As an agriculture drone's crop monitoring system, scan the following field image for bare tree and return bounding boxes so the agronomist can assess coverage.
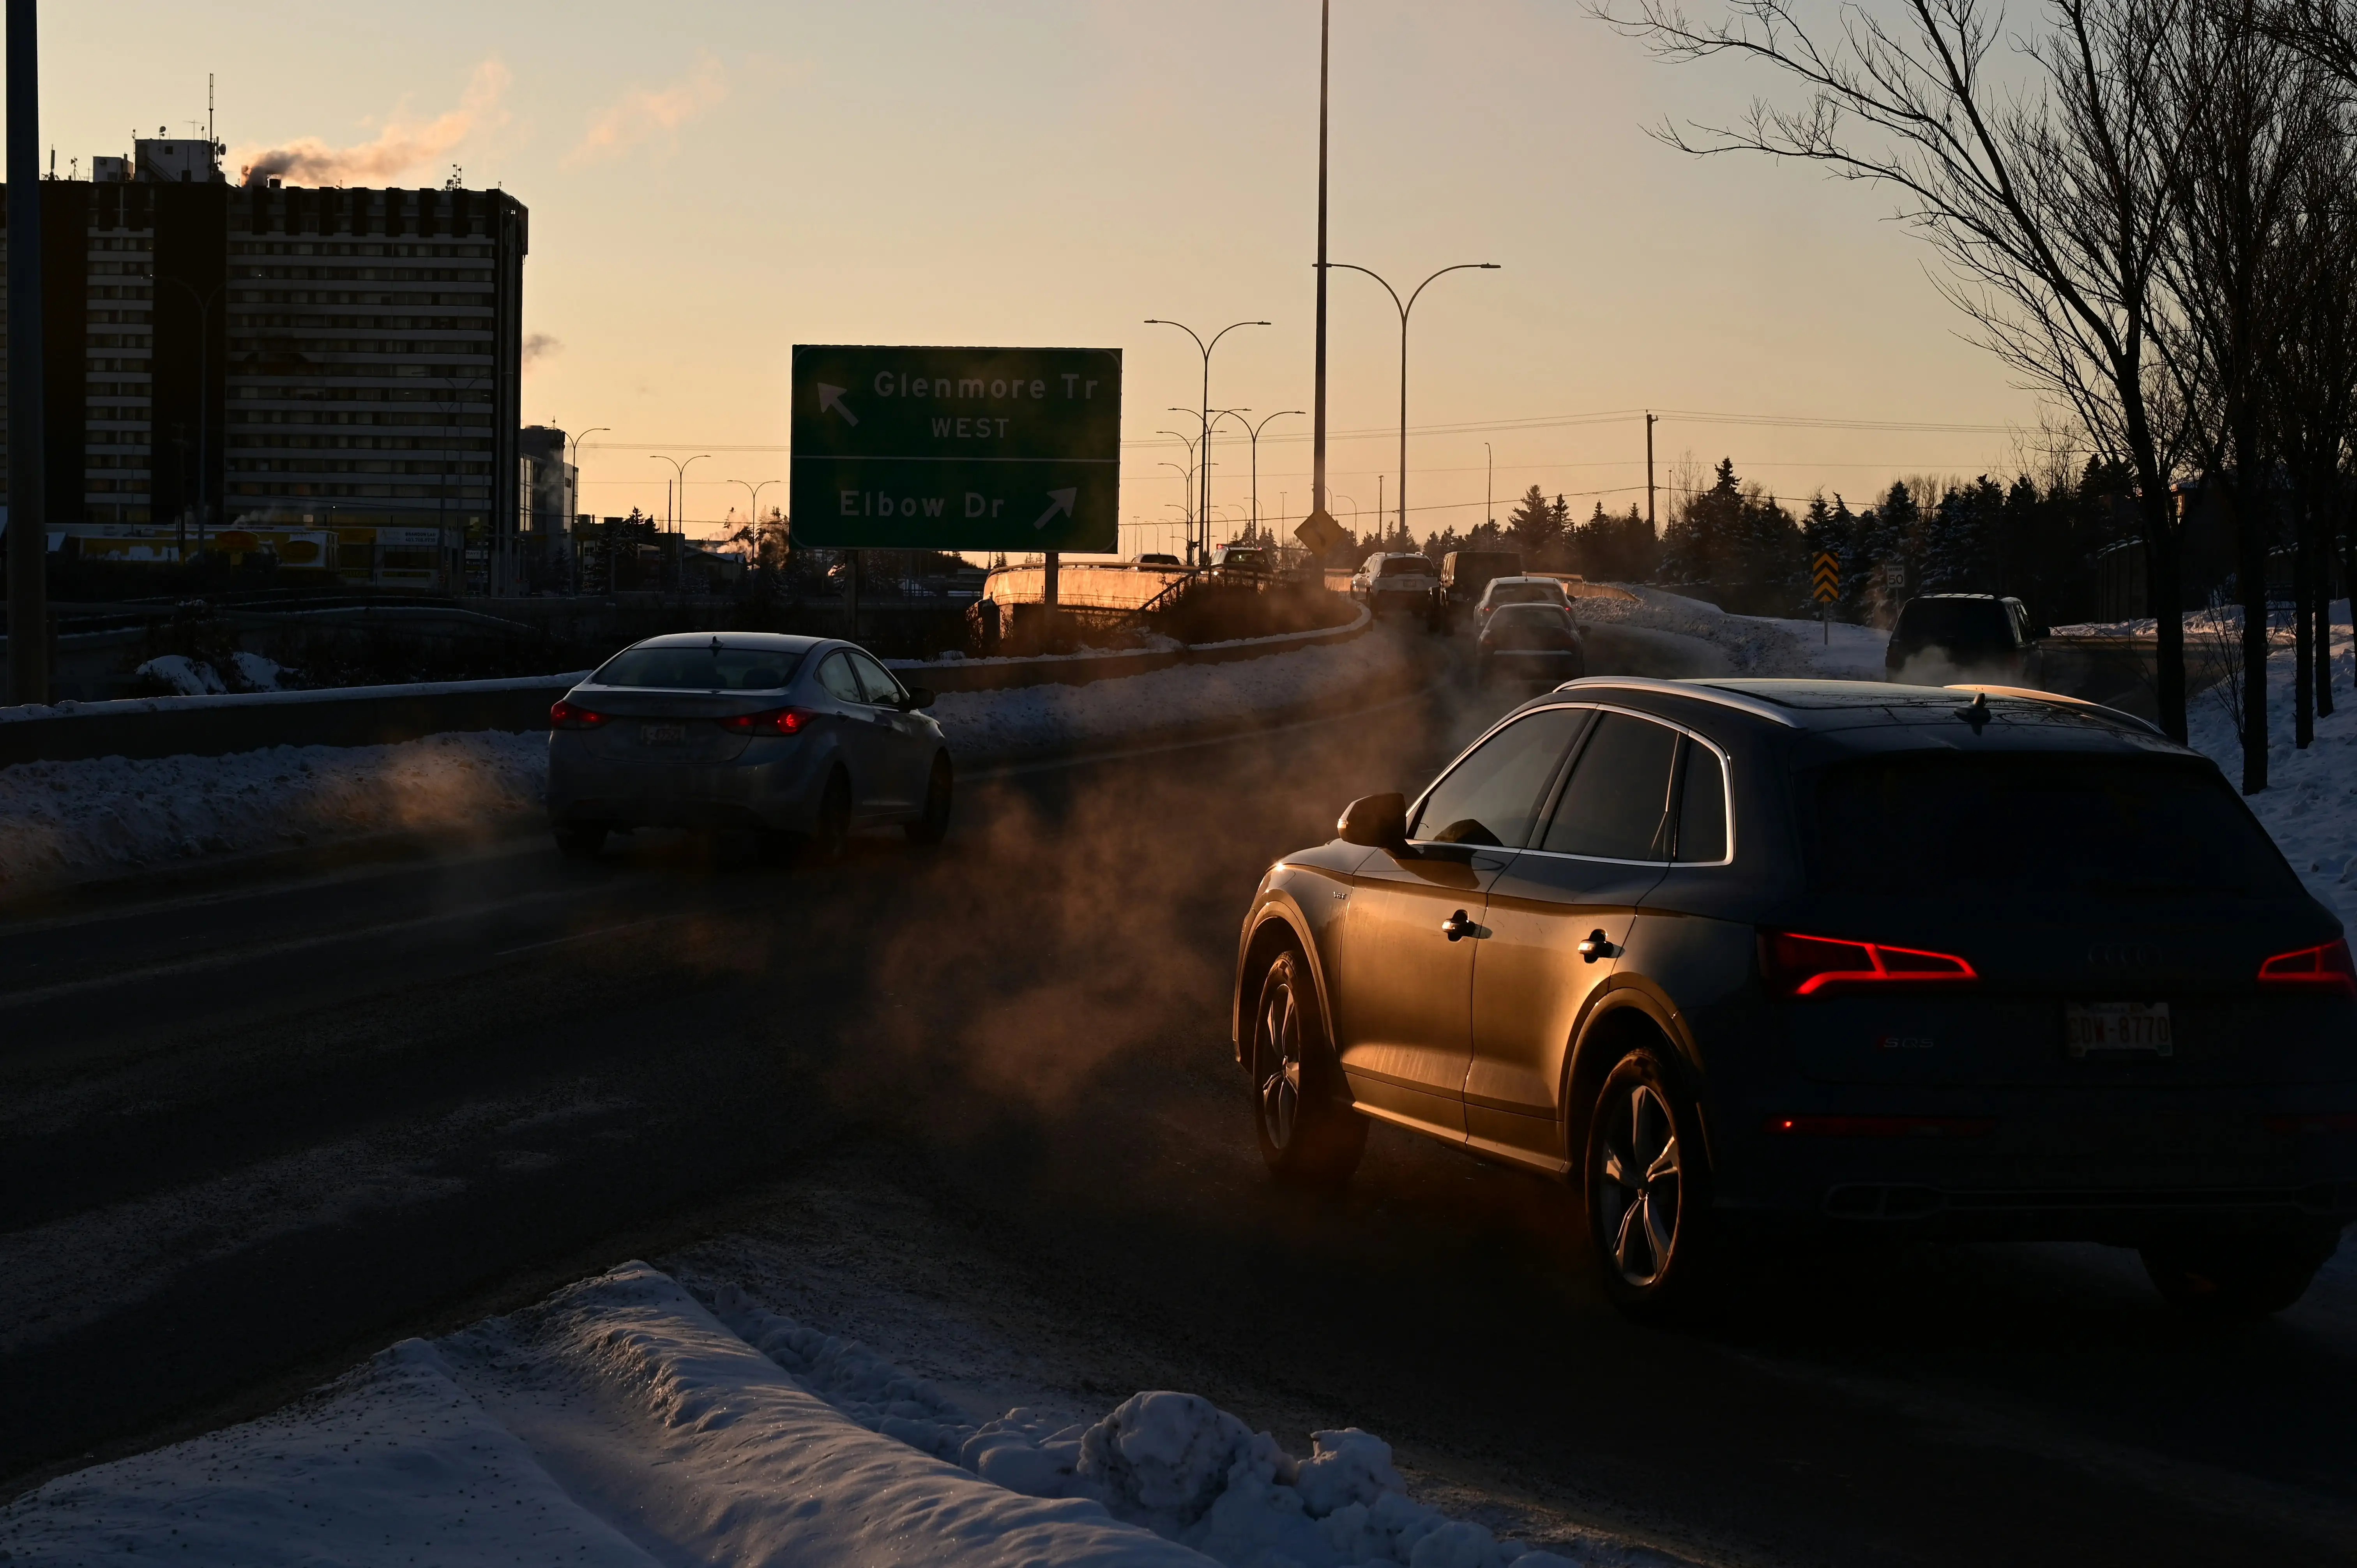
[2155,0,2334,789]
[1597,0,2208,735]
[2263,114,2357,740]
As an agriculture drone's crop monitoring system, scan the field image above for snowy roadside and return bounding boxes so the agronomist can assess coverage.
[1576,586,1886,679]
[0,1261,1661,1568]
[2181,628,2357,930]
[0,637,1418,898]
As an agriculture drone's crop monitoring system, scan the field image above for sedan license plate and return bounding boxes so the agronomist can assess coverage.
[640,722,686,745]
[2064,1001,2172,1057]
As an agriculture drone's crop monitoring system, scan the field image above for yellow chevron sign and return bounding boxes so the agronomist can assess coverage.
[1811,551,1841,603]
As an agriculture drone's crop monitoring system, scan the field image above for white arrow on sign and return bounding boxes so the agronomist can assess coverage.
[816,384,859,425]
[1033,488,1077,530]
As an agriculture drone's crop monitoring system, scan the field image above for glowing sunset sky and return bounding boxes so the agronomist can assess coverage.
[26,1,2046,555]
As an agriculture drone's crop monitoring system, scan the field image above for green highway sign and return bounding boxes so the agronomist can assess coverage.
[790,344,1122,551]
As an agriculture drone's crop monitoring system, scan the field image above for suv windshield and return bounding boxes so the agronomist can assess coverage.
[1803,754,2299,899]
[593,645,807,691]
[1894,598,2012,647]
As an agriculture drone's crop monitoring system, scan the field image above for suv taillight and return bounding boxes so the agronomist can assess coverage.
[718,706,815,737]
[549,699,609,731]
[1760,931,1979,997]
[2258,938,2357,999]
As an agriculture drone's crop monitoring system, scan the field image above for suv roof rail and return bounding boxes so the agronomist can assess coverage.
[1549,676,1804,728]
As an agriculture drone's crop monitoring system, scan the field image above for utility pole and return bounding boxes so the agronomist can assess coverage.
[1312,0,1330,530]
[1645,411,1658,531]
[7,0,49,703]
[1484,441,1493,532]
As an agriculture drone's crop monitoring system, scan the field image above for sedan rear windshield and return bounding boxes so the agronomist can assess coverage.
[593,646,808,691]
[1488,582,1564,606]
[1803,754,2300,899]
[1484,606,1580,650]
[1379,556,1435,576]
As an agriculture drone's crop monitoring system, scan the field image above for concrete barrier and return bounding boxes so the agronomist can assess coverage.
[0,603,1375,766]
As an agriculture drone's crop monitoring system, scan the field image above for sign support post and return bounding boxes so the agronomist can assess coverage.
[1810,551,1841,645]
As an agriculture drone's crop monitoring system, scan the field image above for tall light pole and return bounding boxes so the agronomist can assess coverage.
[1484,441,1494,534]
[567,425,609,528]
[729,477,780,532]
[1330,262,1499,540]
[1143,317,1267,565]
[649,453,711,537]
[7,0,47,702]
[1187,408,1246,552]
[1216,409,1301,541]
[1312,0,1330,533]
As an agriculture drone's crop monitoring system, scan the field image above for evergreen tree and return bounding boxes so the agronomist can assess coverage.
[1504,485,1557,561]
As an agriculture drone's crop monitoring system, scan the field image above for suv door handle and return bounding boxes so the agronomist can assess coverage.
[1440,909,1474,942]
[1578,928,1617,963]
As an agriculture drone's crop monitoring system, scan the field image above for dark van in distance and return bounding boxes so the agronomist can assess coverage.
[1885,593,2041,683]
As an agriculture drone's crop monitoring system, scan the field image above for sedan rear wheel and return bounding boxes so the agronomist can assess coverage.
[809,769,853,863]
[1586,1047,1716,1317]
[1251,946,1366,1185]
[905,754,953,846]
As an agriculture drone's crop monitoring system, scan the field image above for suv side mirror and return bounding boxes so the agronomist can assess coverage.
[1337,792,1409,849]
[900,685,935,710]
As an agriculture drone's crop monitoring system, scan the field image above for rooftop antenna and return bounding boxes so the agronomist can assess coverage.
[207,73,214,146]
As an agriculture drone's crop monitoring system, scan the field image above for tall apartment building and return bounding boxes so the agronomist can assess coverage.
[1,136,528,594]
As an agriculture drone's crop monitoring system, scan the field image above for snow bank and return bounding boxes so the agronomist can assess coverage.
[0,1263,1636,1568]
[0,731,548,891]
[0,640,1408,895]
[705,1284,1613,1568]
[2184,624,2357,929]
[1575,586,1877,678]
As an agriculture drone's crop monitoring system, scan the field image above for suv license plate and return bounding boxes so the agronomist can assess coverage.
[641,723,686,745]
[2064,1001,2172,1057]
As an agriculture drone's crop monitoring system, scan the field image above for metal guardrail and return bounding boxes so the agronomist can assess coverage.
[0,601,1377,765]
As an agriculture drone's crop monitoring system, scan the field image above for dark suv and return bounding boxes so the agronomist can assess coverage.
[1438,549,1523,629]
[1885,593,2039,682]
[1231,678,2354,1317]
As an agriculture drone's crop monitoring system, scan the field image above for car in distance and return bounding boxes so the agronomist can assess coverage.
[1214,544,1274,575]
[1136,552,1184,567]
[1230,677,2353,1318]
[1475,602,1586,689]
[1438,549,1523,629]
[1885,593,2040,683]
[1352,551,1440,619]
[546,632,952,860]
[1472,574,1571,633]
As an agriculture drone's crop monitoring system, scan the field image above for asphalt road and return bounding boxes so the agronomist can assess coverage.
[3,653,2353,1566]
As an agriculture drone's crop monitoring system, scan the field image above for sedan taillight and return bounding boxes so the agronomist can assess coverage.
[1760,931,1979,997]
[718,706,816,737]
[549,699,609,731]
[2257,938,2357,999]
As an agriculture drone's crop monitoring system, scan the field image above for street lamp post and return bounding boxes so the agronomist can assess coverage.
[649,453,711,594]
[1185,408,1246,555]
[1484,441,1494,534]
[1143,317,1267,566]
[564,425,608,593]
[1329,262,1498,540]
[1215,409,1302,544]
[729,478,780,530]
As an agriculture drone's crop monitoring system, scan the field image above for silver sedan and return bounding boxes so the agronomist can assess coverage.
[545,632,952,859]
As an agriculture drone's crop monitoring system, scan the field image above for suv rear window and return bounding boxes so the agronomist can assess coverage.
[594,645,807,691]
[1803,754,2299,899]
[1379,556,1435,577]
[1894,598,2012,646]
